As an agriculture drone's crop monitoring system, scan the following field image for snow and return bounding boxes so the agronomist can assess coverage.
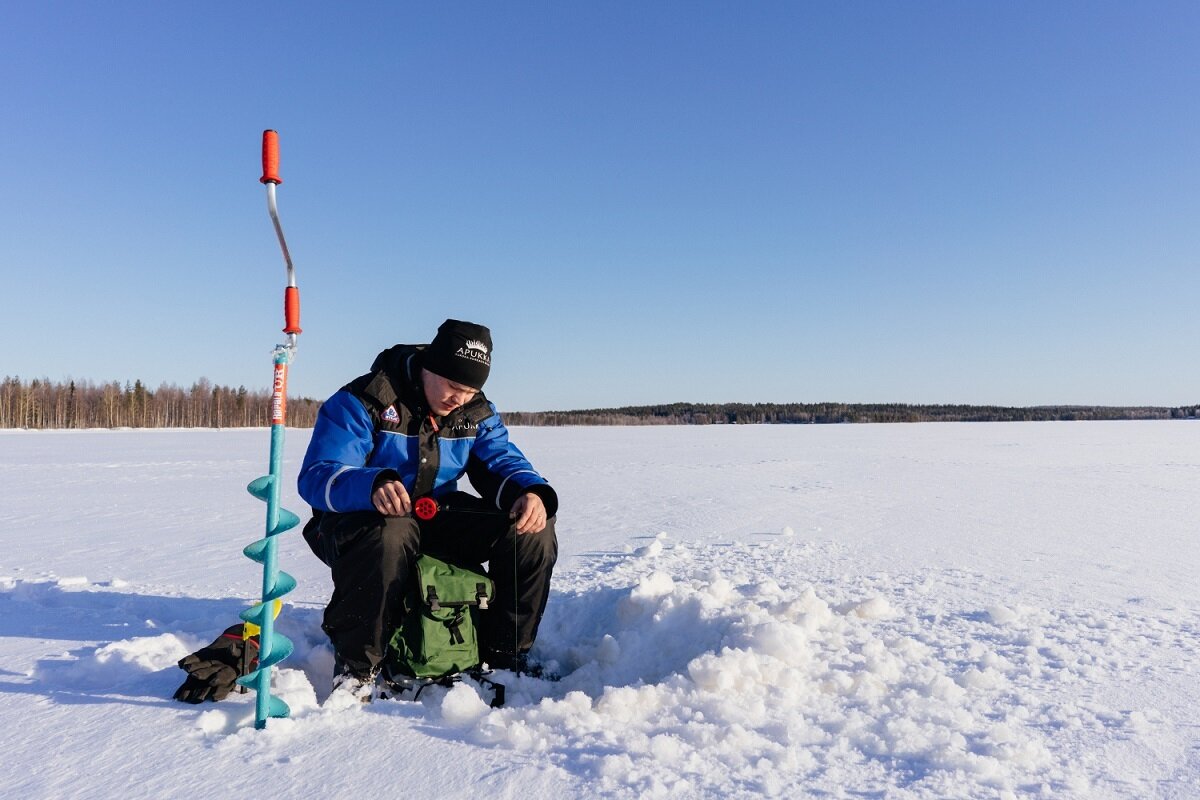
[1,422,1198,798]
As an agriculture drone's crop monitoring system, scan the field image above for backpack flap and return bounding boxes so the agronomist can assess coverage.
[415,555,494,606]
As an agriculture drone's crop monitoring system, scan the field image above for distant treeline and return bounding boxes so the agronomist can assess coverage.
[1,376,320,429]
[4,377,1197,430]
[505,402,1200,426]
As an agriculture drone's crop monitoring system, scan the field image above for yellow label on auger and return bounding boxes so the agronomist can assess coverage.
[243,598,284,638]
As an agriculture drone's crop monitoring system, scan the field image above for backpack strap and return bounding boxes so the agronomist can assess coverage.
[444,609,466,646]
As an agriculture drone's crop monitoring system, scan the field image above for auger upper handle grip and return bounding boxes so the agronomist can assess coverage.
[260,130,282,185]
[283,287,301,335]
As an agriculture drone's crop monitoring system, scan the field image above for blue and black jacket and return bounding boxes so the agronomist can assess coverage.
[298,344,557,517]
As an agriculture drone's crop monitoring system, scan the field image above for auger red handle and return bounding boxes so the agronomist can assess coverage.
[283,286,301,335]
[261,130,282,185]
[260,129,300,335]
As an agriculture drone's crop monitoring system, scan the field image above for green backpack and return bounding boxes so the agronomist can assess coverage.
[388,554,495,680]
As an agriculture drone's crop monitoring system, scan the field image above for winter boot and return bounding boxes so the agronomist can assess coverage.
[329,656,377,704]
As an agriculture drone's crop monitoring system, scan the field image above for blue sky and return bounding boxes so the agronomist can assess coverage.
[2,2,1197,411]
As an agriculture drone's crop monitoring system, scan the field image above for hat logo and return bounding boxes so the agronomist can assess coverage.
[455,338,491,366]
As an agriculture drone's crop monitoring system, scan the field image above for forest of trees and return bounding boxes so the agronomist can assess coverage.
[0,376,320,429]
[504,401,1200,426]
[2,377,1195,429]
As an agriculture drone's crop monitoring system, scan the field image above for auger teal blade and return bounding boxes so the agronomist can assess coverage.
[264,571,297,602]
[244,530,296,561]
[267,695,290,719]
[235,669,262,689]
[239,603,270,627]
[243,538,270,563]
[238,573,294,619]
[235,635,294,685]
[258,634,295,670]
[270,507,301,536]
[247,474,274,500]
[242,537,298,565]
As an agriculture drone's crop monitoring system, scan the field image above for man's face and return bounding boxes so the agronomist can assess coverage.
[421,369,479,417]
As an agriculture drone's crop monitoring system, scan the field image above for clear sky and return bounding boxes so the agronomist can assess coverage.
[2,2,1197,411]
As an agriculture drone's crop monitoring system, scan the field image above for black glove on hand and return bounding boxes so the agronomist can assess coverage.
[173,625,259,704]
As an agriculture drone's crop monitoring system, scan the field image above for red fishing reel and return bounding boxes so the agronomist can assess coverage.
[413,496,441,521]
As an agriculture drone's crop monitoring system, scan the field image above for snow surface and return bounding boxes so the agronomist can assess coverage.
[1,422,1198,799]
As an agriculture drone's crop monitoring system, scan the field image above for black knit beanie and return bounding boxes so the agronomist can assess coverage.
[422,319,492,389]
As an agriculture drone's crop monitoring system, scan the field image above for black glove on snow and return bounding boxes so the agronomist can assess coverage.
[173,625,259,704]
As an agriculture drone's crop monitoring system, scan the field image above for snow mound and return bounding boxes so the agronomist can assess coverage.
[441,682,492,728]
[33,633,192,691]
[463,531,1190,798]
[488,573,1010,794]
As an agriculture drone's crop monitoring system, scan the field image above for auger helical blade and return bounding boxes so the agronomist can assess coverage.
[240,602,268,628]
[266,571,297,601]
[236,632,295,684]
[266,695,290,719]
[259,634,295,670]
[236,652,292,721]
[237,573,297,614]
[243,420,299,728]
[247,474,274,500]
[271,508,301,537]
[243,538,269,564]
[247,476,302,537]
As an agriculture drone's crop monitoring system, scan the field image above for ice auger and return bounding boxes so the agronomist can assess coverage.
[235,130,302,729]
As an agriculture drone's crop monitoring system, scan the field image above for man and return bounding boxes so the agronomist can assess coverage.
[297,319,558,698]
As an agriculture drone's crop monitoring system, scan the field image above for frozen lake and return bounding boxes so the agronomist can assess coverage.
[1,421,1197,798]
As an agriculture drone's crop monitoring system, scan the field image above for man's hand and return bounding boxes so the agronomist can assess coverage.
[372,479,412,516]
[510,492,547,534]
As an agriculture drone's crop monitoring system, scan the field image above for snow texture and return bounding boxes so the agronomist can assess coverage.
[1,422,1198,798]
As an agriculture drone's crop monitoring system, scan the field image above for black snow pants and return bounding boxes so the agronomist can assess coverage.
[302,492,557,677]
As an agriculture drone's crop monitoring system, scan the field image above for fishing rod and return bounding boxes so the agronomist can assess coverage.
[413,496,510,522]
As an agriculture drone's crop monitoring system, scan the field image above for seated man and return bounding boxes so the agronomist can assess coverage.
[297,319,558,698]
